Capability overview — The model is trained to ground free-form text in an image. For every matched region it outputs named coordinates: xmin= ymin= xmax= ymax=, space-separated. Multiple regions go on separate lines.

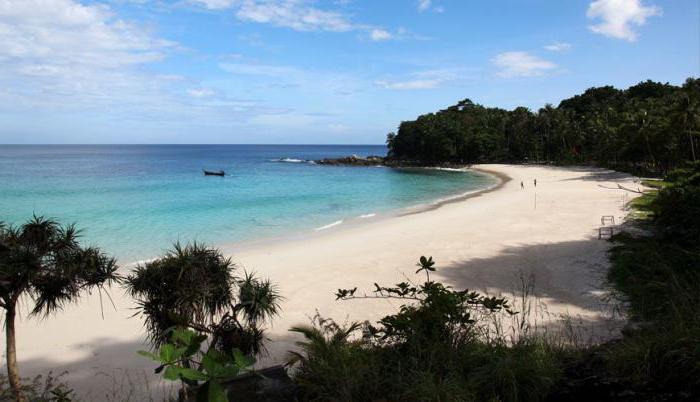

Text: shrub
xmin=289 ymin=257 xmax=564 ymax=402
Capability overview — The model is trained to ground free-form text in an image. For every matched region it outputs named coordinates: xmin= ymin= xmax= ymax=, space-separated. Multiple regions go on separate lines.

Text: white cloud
xmin=0 ymin=0 xmax=176 ymax=110
xmin=587 ymin=0 xmax=661 ymax=41
xmin=376 ymin=79 xmax=441 ymax=90
xmin=192 ymin=0 xmax=400 ymax=40
xmin=219 ymin=60 xmax=364 ymax=97
xmin=375 ymin=68 xmax=469 ymax=90
xmin=0 ymin=0 xmax=171 ymax=67
xmin=544 ymin=42 xmax=572 ymax=52
xmin=417 ymin=0 xmax=443 ymax=13
xmin=370 ymin=29 xmax=392 ymax=41
xmin=0 ymin=0 xmax=292 ymax=130
xmin=196 ymin=0 xmax=355 ymax=32
xmin=191 ymin=0 xmax=236 ymax=9
xmin=328 ymin=123 xmax=350 ymax=133
xmin=187 ymin=88 xmax=216 ymax=98
xmin=418 ymin=0 xmax=431 ymax=12
xmin=374 ymin=67 xmax=474 ymax=91
xmin=492 ymin=52 xmax=557 ymax=78
xmin=219 ymin=62 xmax=298 ymax=76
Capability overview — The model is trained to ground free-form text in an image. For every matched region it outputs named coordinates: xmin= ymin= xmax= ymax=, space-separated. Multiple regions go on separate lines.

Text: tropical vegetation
xmin=387 ymin=78 xmax=699 ymax=174
xmin=138 ymin=327 xmax=255 ymax=402
xmin=0 ymin=217 xmax=120 ymax=402
xmin=125 ymin=242 xmax=281 ymax=400
xmin=288 ymin=257 xmax=564 ymax=402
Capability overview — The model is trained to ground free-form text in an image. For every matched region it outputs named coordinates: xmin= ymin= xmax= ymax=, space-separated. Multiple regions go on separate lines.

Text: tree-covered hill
xmin=387 ymin=78 xmax=699 ymax=174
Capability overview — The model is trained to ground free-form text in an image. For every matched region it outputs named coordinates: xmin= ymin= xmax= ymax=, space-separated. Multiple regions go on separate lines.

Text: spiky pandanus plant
xmin=125 ymin=242 xmax=281 ymax=358
xmin=0 ymin=216 xmax=120 ymax=402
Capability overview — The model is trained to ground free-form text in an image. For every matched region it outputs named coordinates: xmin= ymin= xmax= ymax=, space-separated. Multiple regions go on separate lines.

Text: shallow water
xmin=0 ymin=145 xmax=496 ymax=263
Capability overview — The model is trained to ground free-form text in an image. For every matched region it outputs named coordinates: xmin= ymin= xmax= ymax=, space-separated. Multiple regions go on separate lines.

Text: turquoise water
xmin=0 ymin=145 xmax=496 ymax=263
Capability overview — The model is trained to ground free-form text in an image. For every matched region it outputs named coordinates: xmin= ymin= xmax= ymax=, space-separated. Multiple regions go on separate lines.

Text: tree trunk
xmin=689 ymin=131 xmax=697 ymax=162
xmin=6 ymin=307 xmax=26 ymax=402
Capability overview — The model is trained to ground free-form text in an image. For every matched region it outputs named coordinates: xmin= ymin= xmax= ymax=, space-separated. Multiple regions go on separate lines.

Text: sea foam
xmin=315 ymin=220 xmax=343 ymax=231
xmin=273 ymin=157 xmax=314 ymax=164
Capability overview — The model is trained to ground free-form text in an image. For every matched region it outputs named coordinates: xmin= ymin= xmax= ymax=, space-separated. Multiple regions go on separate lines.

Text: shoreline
xmin=8 ymin=164 xmax=640 ymax=400
xmin=399 ymin=167 xmax=510 ymax=216
xmin=121 ymin=167 xmax=503 ymax=267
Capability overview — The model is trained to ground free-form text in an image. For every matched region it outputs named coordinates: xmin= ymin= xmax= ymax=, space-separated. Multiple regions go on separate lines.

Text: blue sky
xmin=0 ymin=0 xmax=697 ymax=144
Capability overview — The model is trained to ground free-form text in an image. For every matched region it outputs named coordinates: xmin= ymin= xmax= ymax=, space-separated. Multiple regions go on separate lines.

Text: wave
xmin=425 ymin=167 xmax=469 ymax=172
xmin=359 ymin=213 xmax=376 ymax=218
xmin=315 ymin=220 xmax=343 ymax=231
xmin=272 ymin=157 xmax=315 ymax=164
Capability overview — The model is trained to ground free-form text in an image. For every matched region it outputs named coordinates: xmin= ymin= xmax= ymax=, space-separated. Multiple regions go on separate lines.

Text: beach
xmin=6 ymin=164 xmax=639 ymax=399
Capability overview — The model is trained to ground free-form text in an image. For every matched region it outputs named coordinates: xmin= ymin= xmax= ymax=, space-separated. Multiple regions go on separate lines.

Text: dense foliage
xmin=125 ymin=242 xmax=281 ymax=355
xmin=125 ymin=242 xmax=281 ymax=399
xmin=387 ymin=78 xmax=700 ymax=174
xmin=604 ymin=162 xmax=700 ymax=398
xmin=289 ymin=257 xmax=566 ymax=402
xmin=139 ymin=327 xmax=255 ymax=402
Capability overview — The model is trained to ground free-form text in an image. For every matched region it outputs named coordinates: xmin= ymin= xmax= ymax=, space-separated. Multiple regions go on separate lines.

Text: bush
xmin=603 ymin=162 xmax=700 ymax=399
xmin=288 ymin=257 xmax=564 ymax=402
xmin=0 ymin=372 xmax=73 ymax=402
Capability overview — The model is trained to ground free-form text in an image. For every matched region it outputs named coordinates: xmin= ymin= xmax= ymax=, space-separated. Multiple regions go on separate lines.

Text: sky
xmin=0 ymin=0 xmax=698 ymax=144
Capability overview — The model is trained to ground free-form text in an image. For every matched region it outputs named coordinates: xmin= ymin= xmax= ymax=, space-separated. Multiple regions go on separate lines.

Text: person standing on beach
xmin=521 ymin=181 xmax=524 ymax=189
xmin=534 ymin=179 xmax=537 ymax=187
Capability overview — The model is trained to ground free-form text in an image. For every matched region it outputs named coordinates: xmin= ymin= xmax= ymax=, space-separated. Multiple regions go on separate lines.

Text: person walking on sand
xmin=521 ymin=181 xmax=524 ymax=189
xmin=534 ymin=178 xmax=537 ymax=187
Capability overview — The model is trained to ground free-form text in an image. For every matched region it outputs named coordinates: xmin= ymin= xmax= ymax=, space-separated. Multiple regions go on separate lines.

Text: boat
xmin=203 ymin=169 xmax=225 ymax=176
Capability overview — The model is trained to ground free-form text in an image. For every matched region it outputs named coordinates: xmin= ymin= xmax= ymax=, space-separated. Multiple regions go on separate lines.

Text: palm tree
xmin=125 ymin=242 xmax=281 ymax=357
xmin=0 ymin=216 xmax=120 ymax=402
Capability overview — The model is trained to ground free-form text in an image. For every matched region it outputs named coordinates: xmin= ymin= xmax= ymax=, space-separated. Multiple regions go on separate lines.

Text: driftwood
xmin=597 ymin=183 xmax=645 ymax=194
xmin=616 ymin=183 xmax=644 ymax=194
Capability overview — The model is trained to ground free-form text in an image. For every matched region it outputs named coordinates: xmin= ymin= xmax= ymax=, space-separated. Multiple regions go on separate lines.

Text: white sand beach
xmin=5 ymin=164 xmax=640 ymax=399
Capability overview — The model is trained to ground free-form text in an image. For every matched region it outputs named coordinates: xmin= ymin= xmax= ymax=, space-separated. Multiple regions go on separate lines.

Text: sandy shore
xmin=4 ymin=164 xmax=639 ymax=399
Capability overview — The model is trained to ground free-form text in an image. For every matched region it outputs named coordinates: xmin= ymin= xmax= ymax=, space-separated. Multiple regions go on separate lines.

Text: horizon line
xmin=0 ymin=143 xmax=388 ymax=146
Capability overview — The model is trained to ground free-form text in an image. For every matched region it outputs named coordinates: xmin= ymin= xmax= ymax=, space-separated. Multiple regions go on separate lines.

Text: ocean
xmin=0 ymin=145 xmax=496 ymax=263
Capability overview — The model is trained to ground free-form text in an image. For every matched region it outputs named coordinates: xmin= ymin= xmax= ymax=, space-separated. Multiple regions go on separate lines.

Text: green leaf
xmin=201 ymin=352 xmax=221 ymax=375
xmin=208 ymin=380 xmax=228 ymax=402
xmin=163 ymin=366 xmax=207 ymax=382
xmin=171 ymin=327 xmax=195 ymax=344
xmin=196 ymin=380 xmax=228 ymax=402
xmin=137 ymin=350 xmax=158 ymax=361
xmin=177 ymin=368 xmax=208 ymax=381
xmin=212 ymin=365 xmax=240 ymax=380
xmin=232 ymin=349 xmax=255 ymax=368
xmin=163 ymin=366 xmax=180 ymax=381
xmin=159 ymin=344 xmax=177 ymax=362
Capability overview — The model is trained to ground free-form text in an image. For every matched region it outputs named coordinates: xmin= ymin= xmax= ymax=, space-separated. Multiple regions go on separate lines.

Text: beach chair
xmin=601 ymin=215 xmax=615 ymax=225
xmin=599 ymin=226 xmax=614 ymax=239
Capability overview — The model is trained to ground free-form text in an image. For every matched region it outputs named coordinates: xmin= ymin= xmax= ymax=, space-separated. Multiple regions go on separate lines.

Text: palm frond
xmin=0 ymin=216 xmax=120 ymax=317
xmin=125 ymin=242 xmax=237 ymax=347
xmin=237 ymin=271 xmax=282 ymax=325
